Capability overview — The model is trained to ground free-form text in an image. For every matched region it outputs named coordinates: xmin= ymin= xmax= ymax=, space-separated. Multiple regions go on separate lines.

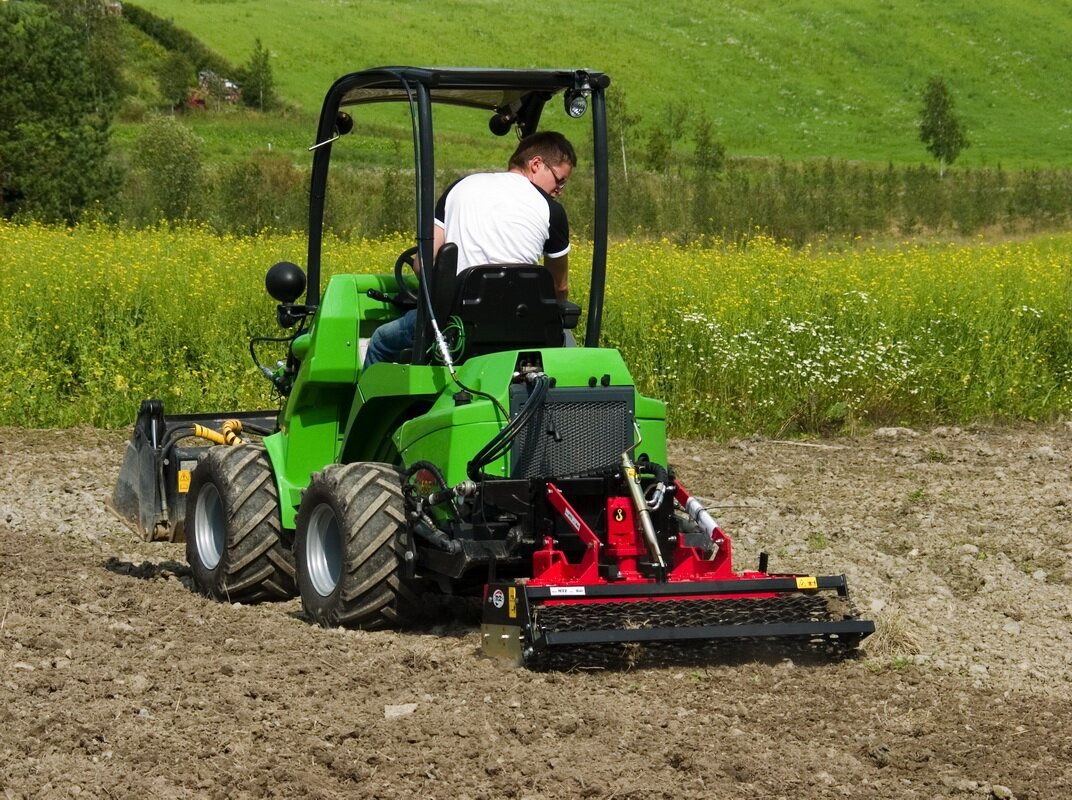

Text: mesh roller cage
xmin=508 ymin=385 xmax=634 ymax=479
xmin=481 ymin=577 xmax=876 ymax=668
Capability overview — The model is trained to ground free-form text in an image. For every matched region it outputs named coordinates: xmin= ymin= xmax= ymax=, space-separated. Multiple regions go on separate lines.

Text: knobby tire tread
xmin=298 ymin=462 xmax=423 ymax=630
xmin=187 ymin=445 xmax=296 ymax=604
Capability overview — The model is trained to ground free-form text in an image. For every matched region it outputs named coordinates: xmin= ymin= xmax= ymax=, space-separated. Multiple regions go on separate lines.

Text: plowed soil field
xmin=2 ymin=425 xmax=1071 ymax=799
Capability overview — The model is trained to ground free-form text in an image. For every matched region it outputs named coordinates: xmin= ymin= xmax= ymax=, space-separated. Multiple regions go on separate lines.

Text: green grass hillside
xmin=128 ymin=0 xmax=1072 ymax=167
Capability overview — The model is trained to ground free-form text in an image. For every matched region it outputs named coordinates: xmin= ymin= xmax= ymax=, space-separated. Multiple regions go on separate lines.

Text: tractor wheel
xmin=185 ymin=445 xmax=296 ymax=603
xmin=295 ymin=462 xmax=424 ymax=629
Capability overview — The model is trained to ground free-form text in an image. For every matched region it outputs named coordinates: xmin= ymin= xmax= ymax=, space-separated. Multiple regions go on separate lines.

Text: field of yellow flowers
xmin=3 ymin=221 xmax=1070 ymax=436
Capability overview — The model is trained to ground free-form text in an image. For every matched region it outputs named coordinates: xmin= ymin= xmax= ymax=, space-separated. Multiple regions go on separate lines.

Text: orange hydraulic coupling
xmin=192 ymin=420 xmax=244 ymax=446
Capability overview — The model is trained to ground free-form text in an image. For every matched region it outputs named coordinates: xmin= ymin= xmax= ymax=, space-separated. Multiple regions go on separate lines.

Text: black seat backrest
xmin=429 ymin=243 xmax=459 ymax=323
xmin=449 ymin=265 xmax=564 ymax=359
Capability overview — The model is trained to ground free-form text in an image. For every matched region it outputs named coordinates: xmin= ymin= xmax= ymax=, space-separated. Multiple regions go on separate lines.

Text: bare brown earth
xmin=2 ymin=424 xmax=1071 ymax=800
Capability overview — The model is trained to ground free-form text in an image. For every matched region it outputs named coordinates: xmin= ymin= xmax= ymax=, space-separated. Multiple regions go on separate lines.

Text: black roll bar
xmin=303 ymin=67 xmax=610 ymax=347
xmin=411 ymin=82 xmax=436 ymax=363
xmin=586 ymin=85 xmax=609 ymax=347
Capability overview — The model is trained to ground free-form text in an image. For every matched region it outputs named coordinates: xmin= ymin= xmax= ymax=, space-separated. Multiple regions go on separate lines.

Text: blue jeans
xmin=364 ymin=308 xmax=576 ymax=368
xmin=364 ymin=309 xmax=418 ymax=368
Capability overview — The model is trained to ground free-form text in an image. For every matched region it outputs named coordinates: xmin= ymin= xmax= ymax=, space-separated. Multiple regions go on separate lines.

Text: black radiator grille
xmin=509 ymin=386 xmax=635 ymax=479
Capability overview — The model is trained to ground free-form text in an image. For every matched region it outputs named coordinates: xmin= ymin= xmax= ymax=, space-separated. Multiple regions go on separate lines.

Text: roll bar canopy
xmin=305 ymin=66 xmax=611 ymax=350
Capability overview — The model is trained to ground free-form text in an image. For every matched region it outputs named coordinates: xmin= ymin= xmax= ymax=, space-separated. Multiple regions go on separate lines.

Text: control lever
xmin=366 ymin=288 xmax=417 ymax=311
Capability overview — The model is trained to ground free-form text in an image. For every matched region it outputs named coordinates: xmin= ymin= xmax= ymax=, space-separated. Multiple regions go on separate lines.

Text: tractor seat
xmin=443 ymin=263 xmax=579 ymax=359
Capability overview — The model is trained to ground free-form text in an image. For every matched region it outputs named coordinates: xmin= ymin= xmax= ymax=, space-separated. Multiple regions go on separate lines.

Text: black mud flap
xmin=108 ymin=400 xmax=278 ymax=542
xmin=481 ymin=576 xmax=876 ymax=670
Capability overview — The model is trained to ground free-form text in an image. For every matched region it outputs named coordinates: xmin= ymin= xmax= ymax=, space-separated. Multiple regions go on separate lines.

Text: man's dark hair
xmin=508 ymin=131 xmax=577 ymax=170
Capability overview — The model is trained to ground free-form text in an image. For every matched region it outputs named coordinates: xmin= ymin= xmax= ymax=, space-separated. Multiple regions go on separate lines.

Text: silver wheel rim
xmin=194 ymin=483 xmax=225 ymax=570
xmin=307 ymin=503 xmax=342 ymax=597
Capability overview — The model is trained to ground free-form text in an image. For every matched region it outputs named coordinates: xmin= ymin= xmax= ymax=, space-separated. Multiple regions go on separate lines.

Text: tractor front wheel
xmin=185 ymin=445 xmax=297 ymax=603
xmin=295 ymin=462 xmax=424 ymax=629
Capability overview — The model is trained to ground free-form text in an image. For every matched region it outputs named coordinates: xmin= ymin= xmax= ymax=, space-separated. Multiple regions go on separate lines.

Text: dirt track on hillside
xmin=1 ymin=425 xmax=1071 ymax=799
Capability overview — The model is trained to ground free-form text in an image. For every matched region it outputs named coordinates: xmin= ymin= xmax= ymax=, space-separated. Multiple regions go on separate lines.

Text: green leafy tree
xmin=46 ymin=0 xmax=126 ymax=111
xmin=919 ymin=77 xmax=969 ymax=177
xmin=127 ymin=115 xmax=203 ymax=223
xmin=642 ymin=100 xmax=690 ymax=174
xmin=0 ymin=1 xmax=120 ymax=221
xmin=605 ymin=87 xmax=641 ymax=182
xmin=202 ymin=71 xmax=229 ymax=112
xmin=157 ymin=52 xmax=196 ymax=109
xmin=690 ymin=113 xmax=726 ymax=236
xmin=693 ymin=113 xmax=726 ymax=176
xmin=240 ymin=38 xmax=277 ymax=111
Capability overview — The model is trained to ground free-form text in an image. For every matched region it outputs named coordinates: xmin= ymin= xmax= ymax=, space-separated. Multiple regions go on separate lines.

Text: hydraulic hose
xmin=681 ymin=496 xmax=719 ymax=539
xmin=409 ymin=511 xmax=462 ymax=553
xmin=673 ymin=481 xmax=723 ymax=559
xmin=622 ymin=453 xmax=666 ymax=569
xmin=638 ymin=458 xmax=671 ymax=510
xmin=404 ymin=460 xmax=463 ymax=515
xmin=191 ymin=420 xmax=244 ymax=446
xmin=406 ymin=460 xmax=450 ymax=494
xmin=157 ymin=420 xmax=270 ymax=489
xmin=466 ymin=373 xmax=551 ymax=481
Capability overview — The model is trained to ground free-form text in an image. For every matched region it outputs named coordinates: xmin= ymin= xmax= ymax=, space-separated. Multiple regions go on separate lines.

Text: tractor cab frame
xmin=302 ymin=67 xmax=611 ymax=358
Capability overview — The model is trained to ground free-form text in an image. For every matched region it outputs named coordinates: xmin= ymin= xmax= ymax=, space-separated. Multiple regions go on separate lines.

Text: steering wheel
xmin=393 ymin=246 xmax=419 ymax=305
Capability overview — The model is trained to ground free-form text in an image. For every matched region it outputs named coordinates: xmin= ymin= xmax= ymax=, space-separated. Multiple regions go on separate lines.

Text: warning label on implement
xmin=549 ymin=586 xmax=586 ymax=597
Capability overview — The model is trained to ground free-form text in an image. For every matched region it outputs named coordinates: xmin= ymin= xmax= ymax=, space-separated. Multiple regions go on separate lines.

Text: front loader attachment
xmin=109 ymin=400 xmax=278 ymax=541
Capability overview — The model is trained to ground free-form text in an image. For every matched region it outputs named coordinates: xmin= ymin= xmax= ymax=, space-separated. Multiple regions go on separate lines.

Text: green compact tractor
xmin=112 ymin=67 xmax=873 ymax=666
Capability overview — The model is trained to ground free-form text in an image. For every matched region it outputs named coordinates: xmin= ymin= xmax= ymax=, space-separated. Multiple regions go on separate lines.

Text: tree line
xmin=2 ymin=0 xmax=1065 ymax=245
xmin=0 ymin=1 xmax=276 ymax=225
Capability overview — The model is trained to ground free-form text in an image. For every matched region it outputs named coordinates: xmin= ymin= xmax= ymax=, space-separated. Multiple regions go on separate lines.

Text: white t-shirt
xmin=434 ymin=172 xmax=570 ymax=272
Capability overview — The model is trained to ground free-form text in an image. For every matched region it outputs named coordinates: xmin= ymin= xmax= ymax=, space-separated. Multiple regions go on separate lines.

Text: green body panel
xmin=341 ymin=361 xmax=452 ymax=466
xmin=394 ymin=348 xmax=668 ymax=486
xmin=266 ymin=272 xmax=409 ymax=527
xmin=265 ymin=273 xmax=668 ymax=529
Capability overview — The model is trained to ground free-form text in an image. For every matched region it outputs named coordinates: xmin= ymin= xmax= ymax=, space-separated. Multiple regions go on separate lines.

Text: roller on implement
xmin=110 ymin=66 xmax=873 ymax=667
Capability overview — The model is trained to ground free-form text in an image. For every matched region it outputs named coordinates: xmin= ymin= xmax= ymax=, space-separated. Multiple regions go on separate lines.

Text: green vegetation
xmin=0 ymin=1 xmax=121 ymax=221
xmin=2 ymin=3 xmax=1069 ymax=445
xmin=128 ymin=0 xmax=1072 ymax=167
xmin=122 ymin=2 xmax=239 ymax=83
xmin=923 ymin=448 xmax=951 ymax=463
xmin=7 ymin=1 xmax=1072 ymax=240
xmin=907 ymin=488 xmax=929 ymax=504
xmin=4 ymin=224 xmax=1071 ymax=435
xmin=919 ymin=77 xmax=970 ymax=176
xmin=239 ymin=38 xmax=278 ymax=112
xmin=156 ymin=50 xmax=197 ymax=109
xmin=124 ymin=115 xmax=204 ymax=223
xmin=103 ymin=134 xmax=1072 ymax=246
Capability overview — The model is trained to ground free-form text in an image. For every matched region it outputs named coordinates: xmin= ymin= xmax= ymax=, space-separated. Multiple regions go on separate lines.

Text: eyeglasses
xmin=544 ymin=160 xmax=568 ymax=193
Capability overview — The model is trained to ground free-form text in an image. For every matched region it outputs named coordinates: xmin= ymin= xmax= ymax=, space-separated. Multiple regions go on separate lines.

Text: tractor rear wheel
xmin=185 ymin=445 xmax=296 ymax=603
xmin=295 ymin=462 xmax=423 ymax=629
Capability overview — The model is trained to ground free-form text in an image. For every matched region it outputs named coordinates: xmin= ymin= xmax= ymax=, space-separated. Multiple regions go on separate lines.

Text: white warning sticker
xmin=491 ymin=589 xmax=505 ymax=609
xmin=548 ymin=586 xmax=586 ymax=597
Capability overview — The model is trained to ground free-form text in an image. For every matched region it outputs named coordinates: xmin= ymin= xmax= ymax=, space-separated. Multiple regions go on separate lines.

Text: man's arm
xmin=545 ymin=253 xmax=569 ymax=301
xmin=414 ymin=225 xmax=445 ymax=274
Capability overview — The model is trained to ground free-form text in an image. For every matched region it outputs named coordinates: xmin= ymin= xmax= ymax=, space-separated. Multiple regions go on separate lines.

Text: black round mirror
xmin=265 ymin=261 xmax=306 ymax=303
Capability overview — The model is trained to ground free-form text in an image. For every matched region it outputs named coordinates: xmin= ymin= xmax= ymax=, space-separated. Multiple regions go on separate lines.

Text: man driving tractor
xmin=363 ymin=131 xmax=576 ymax=366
